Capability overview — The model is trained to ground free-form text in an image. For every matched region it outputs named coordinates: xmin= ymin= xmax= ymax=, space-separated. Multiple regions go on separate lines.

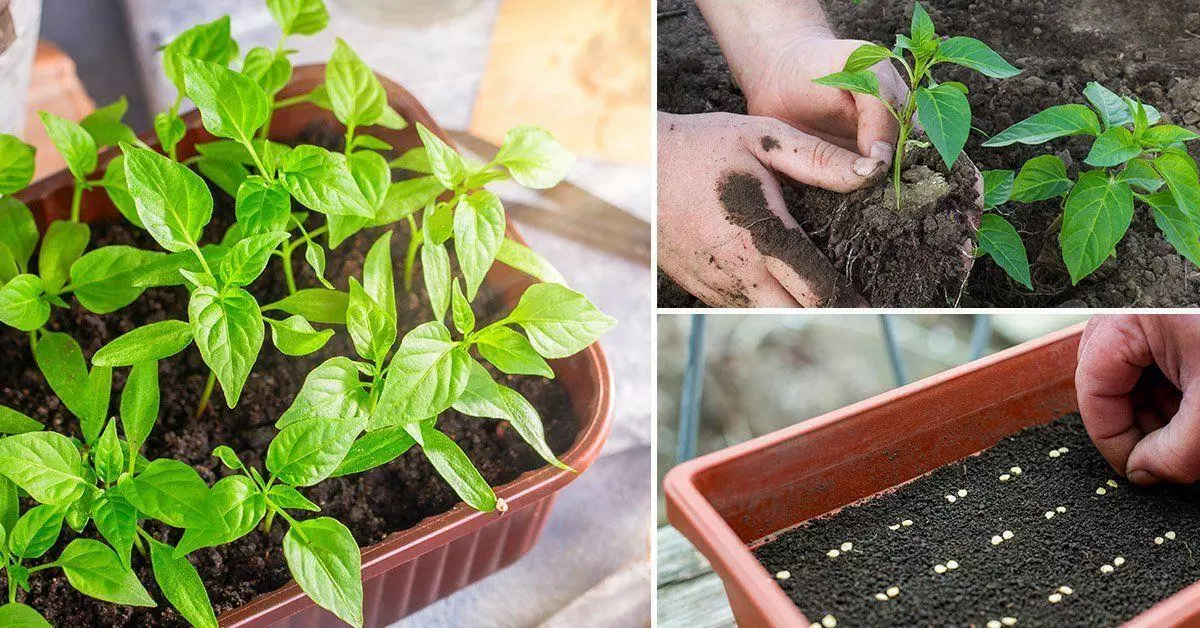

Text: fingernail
xmin=871 ymin=141 xmax=894 ymax=163
xmin=853 ymin=157 xmax=885 ymax=177
xmin=1128 ymin=469 xmax=1160 ymax=486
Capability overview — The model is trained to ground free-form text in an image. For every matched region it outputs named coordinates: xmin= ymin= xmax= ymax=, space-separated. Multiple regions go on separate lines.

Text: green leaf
xmin=504 ymin=283 xmax=615 ymax=358
xmin=268 ymin=316 xmax=334 ymax=356
xmin=977 ymin=214 xmax=1033 ymax=290
xmin=326 ymin=39 xmax=386 ymax=128
xmin=454 ymin=190 xmax=506 ymax=299
xmin=175 ymin=475 xmax=265 ymax=556
xmin=494 ymin=126 xmax=574 ymax=189
xmin=268 ymin=484 xmax=320 ymax=511
xmin=264 ymin=288 xmax=349 ymax=324
xmin=33 ymin=331 xmax=89 ymax=419
xmin=80 ymin=97 xmax=140 ymax=149
xmin=80 ymin=366 xmax=111 ymax=445
xmin=283 ymin=517 xmax=363 ymax=628
xmin=910 ymin=1 xmax=936 ymax=42
xmin=935 ymin=37 xmax=1020 ymax=78
xmin=0 ymin=476 xmax=17 ymax=535
xmin=64 ymin=472 xmax=94 ymax=533
xmin=389 ymin=147 xmax=431 ymax=173
xmin=1144 ymin=191 xmax=1200 ymax=268
xmin=1144 ymin=125 xmax=1200 ymax=146
xmin=278 ymin=357 xmax=370 ymax=429
xmin=1120 ymin=158 xmax=1165 ymax=193
xmin=451 ymin=279 xmax=475 ymax=335
xmin=1010 ymin=155 xmax=1073 ymax=203
xmin=347 ymin=278 xmax=396 ymax=363
xmin=981 ymin=170 xmax=1014 ymax=208
xmin=330 ymin=426 xmax=415 ymax=477
xmin=416 ymin=123 xmax=466 ymax=189
xmin=412 ymin=423 xmax=496 ymax=511
xmin=0 ymin=275 xmax=49 ymax=331
xmin=0 ymin=603 xmax=51 ymax=627
xmin=0 ymin=406 xmax=42 ymax=435
xmin=219 ymin=231 xmax=289 ymax=287
xmin=351 ymin=135 xmax=392 ymax=151
xmin=162 ymin=16 xmax=239 ymax=92
xmin=9 ymin=504 xmax=65 ymax=559
xmin=363 ymin=231 xmax=396 ymax=315
xmin=0 ymin=135 xmax=36 ymax=195
xmin=373 ymin=322 xmax=471 ymax=428
xmin=242 ymin=47 xmax=293 ymax=98
xmin=916 ymin=84 xmax=971 ymax=170
xmin=374 ymin=176 xmax=445 ymax=225
xmin=135 ymin=247 xmax=227 ymax=289
xmin=39 ymin=112 xmax=97 ymax=180
xmin=189 ymin=286 xmax=264 ymax=408
xmin=124 ymin=458 xmax=223 ymax=531
xmin=196 ymin=156 xmax=251 ymax=198
xmin=39 ymin=220 xmax=91 ymax=294
xmin=0 ymin=432 xmax=85 ymax=505
xmin=1085 ymin=126 xmax=1142 ymax=167
xmin=93 ymin=320 xmax=193 ymax=366
xmin=842 ymin=43 xmax=895 ymax=72
xmin=148 ymin=537 xmax=218 ymax=628
xmin=181 ymin=56 xmax=270 ymax=147
xmin=212 ymin=445 xmax=245 ymax=470
xmin=91 ymin=490 xmax=136 ymax=567
xmin=453 ymin=360 xmax=566 ymax=470
xmin=305 ymin=240 xmax=334 ymax=288
xmin=473 ymin=325 xmax=554 ymax=378
xmin=59 ymin=538 xmax=156 ymax=606
xmin=153 ymin=113 xmax=187 ymax=158
xmin=0 ymin=198 xmax=38 ymax=272
xmin=93 ymin=421 xmax=124 ymax=483
xmin=421 ymin=240 xmax=451 ymax=322
xmin=424 ymin=202 xmax=453 ymax=246
xmin=1155 ymin=150 xmax=1200 ymax=218
xmin=812 ymin=70 xmax=881 ymax=97
xmin=268 ymin=414 xmax=363 ymax=486
xmin=267 ymin=0 xmax=330 ymax=36
xmin=68 ymin=246 xmax=161 ymax=313
xmin=1060 ymin=171 xmax=1134 ymax=284
xmin=122 ymin=144 xmax=213 ymax=253
xmin=235 ymin=176 xmax=291 ymax=236
xmin=983 ymin=104 xmax=1102 ymax=147
xmin=1084 ymin=82 xmax=1130 ymax=128
xmin=280 ymin=145 xmax=374 ymax=217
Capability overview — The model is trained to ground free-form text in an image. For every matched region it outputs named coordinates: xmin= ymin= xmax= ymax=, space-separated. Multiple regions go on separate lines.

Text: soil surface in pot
xmin=754 ymin=413 xmax=1200 ymax=626
xmin=658 ymin=0 xmax=1200 ymax=307
xmin=0 ymin=123 xmax=579 ymax=626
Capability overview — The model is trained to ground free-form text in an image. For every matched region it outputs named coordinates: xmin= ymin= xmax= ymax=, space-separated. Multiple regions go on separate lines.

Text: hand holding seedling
xmin=695 ymin=0 xmax=906 ymax=160
xmin=1077 ymin=315 xmax=1200 ymax=486
xmin=658 ymin=112 xmax=875 ymax=307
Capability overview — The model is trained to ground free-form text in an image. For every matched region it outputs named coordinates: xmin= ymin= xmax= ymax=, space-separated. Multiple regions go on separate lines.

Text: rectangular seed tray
xmin=664 ymin=323 xmax=1200 ymax=627
xmin=17 ymin=64 xmax=614 ymax=627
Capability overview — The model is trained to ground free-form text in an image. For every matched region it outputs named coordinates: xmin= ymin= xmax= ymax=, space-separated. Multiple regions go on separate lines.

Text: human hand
xmin=1076 ymin=314 xmax=1200 ymax=485
xmin=657 ymin=111 xmax=886 ymax=307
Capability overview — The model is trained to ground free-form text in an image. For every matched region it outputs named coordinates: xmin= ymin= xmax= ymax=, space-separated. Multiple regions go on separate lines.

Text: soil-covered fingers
xmin=661 ymin=234 xmax=802 ymax=308
xmin=1127 ymin=393 xmax=1200 ymax=485
xmin=743 ymin=116 xmax=888 ymax=193
xmin=1076 ymin=315 xmax=1157 ymax=477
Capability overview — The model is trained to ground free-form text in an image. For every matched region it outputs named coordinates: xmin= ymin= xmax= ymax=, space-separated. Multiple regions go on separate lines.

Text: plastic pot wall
xmin=664 ymin=324 xmax=1200 ymax=627
xmin=17 ymin=65 xmax=614 ymax=627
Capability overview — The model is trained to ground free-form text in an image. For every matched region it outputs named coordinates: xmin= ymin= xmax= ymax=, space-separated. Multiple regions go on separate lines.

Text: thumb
xmin=1126 ymin=392 xmax=1200 ymax=485
xmin=743 ymin=117 xmax=888 ymax=194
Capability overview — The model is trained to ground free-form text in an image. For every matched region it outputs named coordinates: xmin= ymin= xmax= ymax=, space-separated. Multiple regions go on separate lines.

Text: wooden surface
xmin=469 ymin=0 xmax=650 ymax=164
xmin=658 ymin=526 xmax=736 ymax=628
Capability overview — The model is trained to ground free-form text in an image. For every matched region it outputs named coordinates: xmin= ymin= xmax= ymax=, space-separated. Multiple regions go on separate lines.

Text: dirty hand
xmin=657 ymin=111 xmax=887 ymax=307
xmin=1076 ymin=314 xmax=1200 ymax=485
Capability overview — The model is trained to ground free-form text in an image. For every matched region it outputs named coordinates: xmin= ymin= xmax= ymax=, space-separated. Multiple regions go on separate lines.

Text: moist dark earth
xmin=0 ymin=123 xmax=579 ymax=625
xmin=754 ymin=414 xmax=1200 ymax=626
xmin=658 ymin=0 xmax=1200 ymax=307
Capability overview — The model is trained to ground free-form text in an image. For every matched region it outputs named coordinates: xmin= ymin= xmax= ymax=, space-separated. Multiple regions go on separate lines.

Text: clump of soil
xmin=0 ymin=122 xmax=580 ymax=625
xmin=658 ymin=0 xmax=1200 ymax=306
xmin=754 ymin=414 xmax=1200 ymax=626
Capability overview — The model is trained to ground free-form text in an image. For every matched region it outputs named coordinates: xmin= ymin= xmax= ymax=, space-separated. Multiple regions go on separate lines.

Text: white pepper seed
xmin=888 ymin=524 xmax=900 ymax=531
xmin=990 ymin=535 xmax=1003 ymax=545
xmin=1002 ymin=530 xmax=1014 ymax=540
xmin=1044 ymin=511 xmax=1055 ymax=519
xmin=1049 ymin=450 xmax=1061 ymax=458
xmin=822 ymin=614 xmax=837 ymax=628
xmin=840 ymin=542 xmax=853 ymax=552
xmin=987 ymin=621 xmax=1002 ymax=628
xmin=1096 ymin=487 xmax=1107 ymax=495
xmin=1000 ymin=474 xmax=1012 ymax=482
xmin=827 ymin=549 xmax=840 ymax=558
xmin=1155 ymin=537 xmax=1165 ymax=545
xmin=1001 ymin=618 xmax=1018 ymax=626
xmin=1060 ymin=447 xmax=1070 ymax=453
xmin=1011 ymin=466 xmax=1022 ymax=475
xmin=934 ymin=564 xmax=947 ymax=573
xmin=809 ymin=623 xmax=821 ymax=628
xmin=776 ymin=570 xmax=791 ymax=580
xmin=1114 ymin=556 xmax=1125 ymax=566
xmin=1060 ymin=586 xmax=1074 ymax=595
xmin=886 ymin=586 xmax=899 ymax=597
xmin=874 ymin=593 xmax=888 ymax=602
xmin=902 ymin=519 xmax=913 ymax=527
xmin=1048 ymin=593 xmax=1063 ymax=603
xmin=1167 ymin=531 xmax=1177 ymax=540
xmin=957 ymin=489 xmax=968 ymax=497
xmin=1100 ymin=564 xmax=1114 ymax=574
xmin=1056 ymin=506 xmax=1067 ymax=513
xmin=946 ymin=495 xmax=957 ymax=503
xmin=946 ymin=560 xmax=959 ymax=569
xmin=1107 ymin=479 xmax=1118 ymax=488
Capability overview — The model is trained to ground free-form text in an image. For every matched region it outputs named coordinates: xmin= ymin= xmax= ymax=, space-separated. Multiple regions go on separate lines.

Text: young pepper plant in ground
xmin=813 ymin=1 xmax=1020 ymax=208
xmin=982 ymin=82 xmax=1200 ymax=284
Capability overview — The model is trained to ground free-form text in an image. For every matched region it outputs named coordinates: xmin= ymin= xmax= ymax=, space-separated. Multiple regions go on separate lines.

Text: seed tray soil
xmin=0 ymin=123 xmax=578 ymax=626
xmin=753 ymin=414 xmax=1200 ymax=626
xmin=658 ymin=0 xmax=1200 ymax=307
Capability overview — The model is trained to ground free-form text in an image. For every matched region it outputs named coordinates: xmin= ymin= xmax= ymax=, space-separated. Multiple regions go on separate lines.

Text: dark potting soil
xmin=754 ymin=414 xmax=1200 ymax=626
xmin=0 ymin=123 xmax=579 ymax=625
xmin=658 ymin=0 xmax=1200 ymax=307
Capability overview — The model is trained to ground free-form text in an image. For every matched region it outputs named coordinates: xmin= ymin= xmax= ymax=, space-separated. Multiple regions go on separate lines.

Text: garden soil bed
xmin=0 ymin=122 xmax=578 ymax=626
xmin=658 ymin=0 xmax=1200 ymax=307
xmin=754 ymin=413 xmax=1200 ymax=626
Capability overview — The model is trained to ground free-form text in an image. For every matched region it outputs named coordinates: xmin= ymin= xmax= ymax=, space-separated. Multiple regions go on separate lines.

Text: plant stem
xmin=263 ymin=508 xmax=276 ymax=535
xmin=404 ymin=215 xmax=421 ymax=292
xmin=894 ymin=121 xmax=911 ymax=211
xmin=69 ymin=181 xmax=85 ymax=222
xmin=281 ymin=247 xmax=298 ymax=294
xmin=195 ymin=371 xmax=216 ymax=419
xmin=343 ymin=124 xmax=357 ymax=157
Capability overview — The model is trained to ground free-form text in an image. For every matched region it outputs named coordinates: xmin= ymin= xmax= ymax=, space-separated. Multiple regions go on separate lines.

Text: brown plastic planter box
xmin=17 ymin=65 xmax=614 ymax=627
xmin=664 ymin=323 xmax=1200 ymax=627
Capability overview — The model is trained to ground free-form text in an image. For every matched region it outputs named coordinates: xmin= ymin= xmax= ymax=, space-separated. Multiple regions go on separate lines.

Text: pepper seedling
xmin=813 ymin=1 xmax=1020 ymax=208
xmin=982 ymin=82 xmax=1200 ymax=285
